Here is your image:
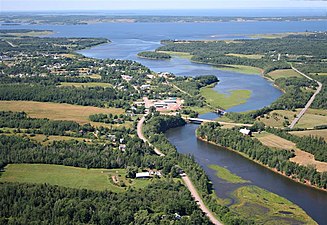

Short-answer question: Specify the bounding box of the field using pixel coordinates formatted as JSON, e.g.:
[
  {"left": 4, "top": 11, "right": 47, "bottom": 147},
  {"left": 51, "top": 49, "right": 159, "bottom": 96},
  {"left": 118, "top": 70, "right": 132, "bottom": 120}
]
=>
[
  {"left": 225, "top": 53, "right": 264, "bottom": 59},
  {"left": 208, "top": 164, "right": 250, "bottom": 183},
  {"left": 158, "top": 51, "right": 193, "bottom": 60},
  {"left": 290, "top": 129, "right": 327, "bottom": 141},
  {"left": 254, "top": 132, "right": 327, "bottom": 172},
  {"left": 257, "top": 109, "right": 327, "bottom": 129},
  {"left": 230, "top": 185, "right": 316, "bottom": 225},
  {"left": 200, "top": 87, "right": 252, "bottom": 109},
  {"left": 59, "top": 82, "right": 112, "bottom": 88},
  {"left": 215, "top": 64, "right": 263, "bottom": 75},
  {"left": 0, "top": 164, "right": 152, "bottom": 192},
  {"left": 4, "top": 30, "right": 54, "bottom": 37},
  {"left": 266, "top": 69, "right": 301, "bottom": 80},
  {"left": 249, "top": 32, "right": 314, "bottom": 39},
  {"left": 0, "top": 101, "right": 124, "bottom": 124}
]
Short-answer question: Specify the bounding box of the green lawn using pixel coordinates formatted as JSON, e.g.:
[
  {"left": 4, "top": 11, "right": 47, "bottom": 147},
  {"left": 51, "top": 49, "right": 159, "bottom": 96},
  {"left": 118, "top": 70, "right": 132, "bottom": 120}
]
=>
[
  {"left": 215, "top": 64, "right": 262, "bottom": 75},
  {"left": 208, "top": 164, "right": 249, "bottom": 184},
  {"left": 231, "top": 186, "right": 317, "bottom": 225},
  {"left": 200, "top": 87, "right": 252, "bottom": 109},
  {"left": 1, "top": 164, "right": 152, "bottom": 192}
]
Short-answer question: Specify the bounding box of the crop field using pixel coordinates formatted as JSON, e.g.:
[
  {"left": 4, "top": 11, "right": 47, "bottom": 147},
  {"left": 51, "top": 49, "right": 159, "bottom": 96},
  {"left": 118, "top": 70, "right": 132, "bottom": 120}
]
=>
[
  {"left": 0, "top": 101, "right": 124, "bottom": 124},
  {"left": 225, "top": 53, "right": 264, "bottom": 59},
  {"left": 0, "top": 164, "right": 152, "bottom": 192},
  {"left": 267, "top": 69, "right": 301, "bottom": 80},
  {"left": 254, "top": 132, "right": 327, "bottom": 172},
  {"left": 290, "top": 129, "right": 327, "bottom": 141},
  {"left": 200, "top": 88, "right": 252, "bottom": 109}
]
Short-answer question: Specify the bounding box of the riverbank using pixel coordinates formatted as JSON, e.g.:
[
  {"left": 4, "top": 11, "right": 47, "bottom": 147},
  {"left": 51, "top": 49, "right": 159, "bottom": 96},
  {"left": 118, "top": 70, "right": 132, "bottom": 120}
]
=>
[{"left": 196, "top": 135, "right": 327, "bottom": 193}]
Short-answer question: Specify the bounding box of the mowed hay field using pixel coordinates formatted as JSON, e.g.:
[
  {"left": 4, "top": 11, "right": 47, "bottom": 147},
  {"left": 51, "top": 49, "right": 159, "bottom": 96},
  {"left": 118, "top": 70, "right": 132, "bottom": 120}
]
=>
[
  {"left": 0, "top": 164, "right": 151, "bottom": 192},
  {"left": 267, "top": 69, "right": 301, "bottom": 80},
  {"left": 59, "top": 82, "right": 112, "bottom": 88},
  {"left": 0, "top": 101, "right": 124, "bottom": 124},
  {"left": 254, "top": 132, "right": 327, "bottom": 172},
  {"left": 290, "top": 129, "right": 327, "bottom": 141}
]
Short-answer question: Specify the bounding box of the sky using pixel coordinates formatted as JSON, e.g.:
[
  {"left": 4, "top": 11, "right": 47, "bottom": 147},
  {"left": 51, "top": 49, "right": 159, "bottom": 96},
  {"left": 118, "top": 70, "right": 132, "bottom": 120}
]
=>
[{"left": 1, "top": 0, "right": 327, "bottom": 11}]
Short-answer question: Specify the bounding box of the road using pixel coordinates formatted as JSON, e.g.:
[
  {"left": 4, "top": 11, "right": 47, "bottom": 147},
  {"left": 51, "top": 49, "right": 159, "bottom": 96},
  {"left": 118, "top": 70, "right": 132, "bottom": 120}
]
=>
[
  {"left": 137, "top": 115, "right": 222, "bottom": 225},
  {"left": 289, "top": 67, "right": 323, "bottom": 129}
]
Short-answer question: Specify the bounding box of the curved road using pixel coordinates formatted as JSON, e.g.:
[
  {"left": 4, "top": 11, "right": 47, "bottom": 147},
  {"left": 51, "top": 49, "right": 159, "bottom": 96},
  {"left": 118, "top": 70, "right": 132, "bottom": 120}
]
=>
[
  {"left": 289, "top": 67, "right": 323, "bottom": 129},
  {"left": 137, "top": 115, "right": 222, "bottom": 225}
]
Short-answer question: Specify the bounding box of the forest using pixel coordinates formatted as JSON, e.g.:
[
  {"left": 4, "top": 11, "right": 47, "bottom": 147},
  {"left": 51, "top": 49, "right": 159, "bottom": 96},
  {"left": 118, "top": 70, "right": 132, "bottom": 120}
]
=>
[
  {"left": 197, "top": 123, "right": 327, "bottom": 189},
  {"left": 0, "top": 181, "right": 212, "bottom": 225}
]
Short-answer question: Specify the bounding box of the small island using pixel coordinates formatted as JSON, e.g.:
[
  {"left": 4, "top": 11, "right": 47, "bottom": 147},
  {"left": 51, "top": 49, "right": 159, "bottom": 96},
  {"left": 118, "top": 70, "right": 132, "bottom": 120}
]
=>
[{"left": 137, "top": 51, "right": 171, "bottom": 60}]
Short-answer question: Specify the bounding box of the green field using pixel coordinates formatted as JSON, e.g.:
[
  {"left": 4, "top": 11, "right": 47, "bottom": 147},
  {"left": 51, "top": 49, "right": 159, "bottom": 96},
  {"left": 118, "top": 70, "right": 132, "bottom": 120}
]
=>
[
  {"left": 231, "top": 186, "right": 317, "bottom": 225},
  {"left": 200, "top": 87, "right": 252, "bottom": 109},
  {"left": 208, "top": 164, "right": 249, "bottom": 184},
  {"left": 158, "top": 51, "right": 193, "bottom": 60},
  {"left": 249, "top": 32, "right": 313, "bottom": 39},
  {"left": 226, "top": 53, "right": 264, "bottom": 59},
  {"left": 59, "top": 82, "right": 112, "bottom": 88},
  {"left": 1, "top": 164, "right": 152, "bottom": 192},
  {"left": 215, "top": 64, "right": 262, "bottom": 75},
  {"left": 266, "top": 69, "right": 301, "bottom": 80}
]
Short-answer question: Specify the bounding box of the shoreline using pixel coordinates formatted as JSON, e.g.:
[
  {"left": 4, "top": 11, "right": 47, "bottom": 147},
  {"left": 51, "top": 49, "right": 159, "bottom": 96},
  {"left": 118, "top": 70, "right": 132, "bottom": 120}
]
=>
[{"left": 196, "top": 135, "right": 327, "bottom": 193}]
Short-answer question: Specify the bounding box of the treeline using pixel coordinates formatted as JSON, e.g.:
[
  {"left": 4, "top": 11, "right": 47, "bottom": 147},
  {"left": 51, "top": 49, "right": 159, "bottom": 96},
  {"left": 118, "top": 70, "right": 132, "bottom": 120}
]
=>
[
  {"left": 89, "top": 113, "right": 133, "bottom": 124},
  {"left": 0, "top": 84, "right": 133, "bottom": 108},
  {"left": 137, "top": 51, "right": 171, "bottom": 60},
  {"left": 143, "top": 115, "right": 252, "bottom": 225},
  {"left": 0, "top": 181, "right": 211, "bottom": 225},
  {"left": 226, "top": 77, "right": 316, "bottom": 123},
  {"left": 266, "top": 127, "right": 327, "bottom": 162},
  {"left": 197, "top": 123, "right": 327, "bottom": 189}
]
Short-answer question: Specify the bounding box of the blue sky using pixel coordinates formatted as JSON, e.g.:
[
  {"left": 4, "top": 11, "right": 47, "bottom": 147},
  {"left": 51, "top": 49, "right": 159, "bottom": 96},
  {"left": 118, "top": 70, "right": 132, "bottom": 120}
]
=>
[{"left": 1, "top": 0, "right": 326, "bottom": 11}]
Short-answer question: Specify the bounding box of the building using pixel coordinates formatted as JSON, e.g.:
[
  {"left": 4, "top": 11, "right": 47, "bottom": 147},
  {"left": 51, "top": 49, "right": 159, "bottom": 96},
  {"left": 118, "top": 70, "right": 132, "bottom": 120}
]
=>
[
  {"left": 135, "top": 172, "right": 151, "bottom": 179},
  {"left": 240, "top": 128, "right": 251, "bottom": 136}
]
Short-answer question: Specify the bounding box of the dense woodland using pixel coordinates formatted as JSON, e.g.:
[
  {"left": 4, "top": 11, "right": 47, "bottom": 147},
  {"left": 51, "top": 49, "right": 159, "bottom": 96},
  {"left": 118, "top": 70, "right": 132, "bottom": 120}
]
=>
[
  {"left": 197, "top": 123, "right": 327, "bottom": 189},
  {"left": 0, "top": 181, "right": 212, "bottom": 225},
  {"left": 137, "top": 51, "right": 171, "bottom": 60}
]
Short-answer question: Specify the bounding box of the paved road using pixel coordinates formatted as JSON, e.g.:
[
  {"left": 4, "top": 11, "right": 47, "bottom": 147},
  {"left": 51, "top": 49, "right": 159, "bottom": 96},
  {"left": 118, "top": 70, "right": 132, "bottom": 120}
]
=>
[
  {"left": 137, "top": 115, "right": 222, "bottom": 224},
  {"left": 289, "top": 67, "right": 323, "bottom": 129},
  {"left": 137, "top": 115, "right": 165, "bottom": 156}
]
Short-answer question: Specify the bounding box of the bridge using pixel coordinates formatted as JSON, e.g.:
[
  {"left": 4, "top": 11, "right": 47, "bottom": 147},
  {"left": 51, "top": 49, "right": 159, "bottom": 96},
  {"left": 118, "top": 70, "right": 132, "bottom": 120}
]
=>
[{"left": 186, "top": 117, "right": 252, "bottom": 127}]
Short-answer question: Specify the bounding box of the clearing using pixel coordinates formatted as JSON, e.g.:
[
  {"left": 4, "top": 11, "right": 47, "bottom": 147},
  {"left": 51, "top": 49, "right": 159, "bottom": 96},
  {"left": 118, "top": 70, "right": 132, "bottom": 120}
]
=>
[
  {"left": 254, "top": 132, "right": 327, "bottom": 172},
  {"left": 200, "top": 88, "right": 252, "bottom": 109},
  {"left": 0, "top": 164, "right": 151, "bottom": 192},
  {"left": 225, "top": 53, "right": 264, "bottom": 59},
  {"left": 215, "top": 64, "right": 262, "bottom": 75},
  {"left": 266, "top": 69, "right": 301, "bottom": 80},
  {"left": 0, "top": 101, "right": 124, "bottom": 124}
]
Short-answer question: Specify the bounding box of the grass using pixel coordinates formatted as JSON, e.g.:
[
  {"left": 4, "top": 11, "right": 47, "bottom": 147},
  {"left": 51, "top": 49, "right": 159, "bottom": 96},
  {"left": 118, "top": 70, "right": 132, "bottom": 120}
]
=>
[
  {"left": 225, "top": 53, "right": 264, "bottom": 59},
  {"left": 215, "top": 64, "right": 262, "bottom": 75},
  {"left": 230, "top": 185, "right": 317, "bottom": 225},
  {"left": 200, "top": 87, "right": 252, "bottom": 109},
  {"left": 208, "top": 164, "right": 250, "bottom": 184},
  {"left": 0, "top": 164, "right": 152, "bottom": 192},
  {"left": 296, "top": 109, "right": 327, "bottom": 129},
  {"left": 158, "top": 51, "right": 193, "bottom": 60},
  {"left": 59, "top": 82, "right": 112, "bottom": 88},
  {"left": 290, "top": 129, "right": 327, "bottom": 141},
  {"left": 27, "top": 134, "right": 88, "bottom": 145},
  {"left": 0, "top": 101, "right": 124, "bottom": 124},
  {"left": 266, "top": 69, "right": 302, "bottom": 80},
  {"left": 254, "top": 132, "right": 327, "bottom": 172},
  {"left": 4, "top": 31, "right": 54, "bottom": 37},
  {"left": 185, "top": 106, "right": 212, "bottom": 114}
]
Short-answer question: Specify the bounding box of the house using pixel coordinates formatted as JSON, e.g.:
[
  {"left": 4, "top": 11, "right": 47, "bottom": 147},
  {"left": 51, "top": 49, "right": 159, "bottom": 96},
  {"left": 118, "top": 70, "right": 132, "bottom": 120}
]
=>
[
  {"left": 119, "top": 144, "right": 126, "bottom": 152},
  {"left": 135, "top": 172, "right": 151, "bottom": 179},
  {"left": 240, "top": 128, "right": 251, "bottom": 136},
  {"left": 140, "top": 84, "right": 151, "bottom": 90}
]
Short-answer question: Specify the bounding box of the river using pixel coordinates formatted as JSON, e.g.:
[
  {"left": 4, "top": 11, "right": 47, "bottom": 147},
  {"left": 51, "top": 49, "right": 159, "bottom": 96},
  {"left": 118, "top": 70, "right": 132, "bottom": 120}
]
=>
[{"left": 2, "top": 19, "right": 326, "bottom": 223}]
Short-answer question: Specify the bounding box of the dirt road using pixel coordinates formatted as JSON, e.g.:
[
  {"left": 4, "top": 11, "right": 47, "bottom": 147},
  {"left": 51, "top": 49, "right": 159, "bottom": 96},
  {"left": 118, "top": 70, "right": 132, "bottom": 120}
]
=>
[{"left": 289, "top": 67, "right": 323, "bottom": 129}]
